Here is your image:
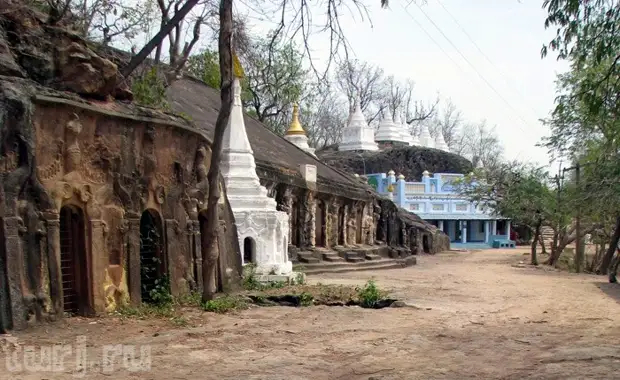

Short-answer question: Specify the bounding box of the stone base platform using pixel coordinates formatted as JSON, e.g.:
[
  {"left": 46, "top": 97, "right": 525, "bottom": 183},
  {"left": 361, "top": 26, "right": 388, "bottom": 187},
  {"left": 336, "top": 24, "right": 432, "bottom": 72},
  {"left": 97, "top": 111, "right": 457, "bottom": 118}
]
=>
[
  {"left": 256, "top": 272, "right": 306, "bottom": 285},
  {"left": 290, "top": 244, "right": 416, "bottom": 275}
]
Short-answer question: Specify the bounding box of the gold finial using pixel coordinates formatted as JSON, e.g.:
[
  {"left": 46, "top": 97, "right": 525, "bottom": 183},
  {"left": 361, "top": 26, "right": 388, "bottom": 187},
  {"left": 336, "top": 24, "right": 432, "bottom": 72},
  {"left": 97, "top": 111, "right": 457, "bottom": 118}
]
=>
[
  {"left": 233, "top": 53, "right": 245, "bottom": 79},
  {"left": 286, "top": 103, "right": 306, "bottom": 136}
]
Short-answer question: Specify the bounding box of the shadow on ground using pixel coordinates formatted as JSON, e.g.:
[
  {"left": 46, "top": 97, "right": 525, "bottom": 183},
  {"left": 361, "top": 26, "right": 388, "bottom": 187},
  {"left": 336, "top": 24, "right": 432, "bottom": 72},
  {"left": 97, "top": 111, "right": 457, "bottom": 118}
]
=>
[{"left": 595, "top": 281, "right": 620, "bottom": 305}]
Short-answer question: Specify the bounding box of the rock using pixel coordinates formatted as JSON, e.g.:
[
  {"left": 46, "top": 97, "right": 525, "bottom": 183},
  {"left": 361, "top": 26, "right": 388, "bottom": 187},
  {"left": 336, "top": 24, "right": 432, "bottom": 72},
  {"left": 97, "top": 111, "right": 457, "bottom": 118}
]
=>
[
  {"left": 390, "top": 300, "right": 407, "bottom": 308},
  {"left": 0, "top": 31, "right": 24, "bottom": 77}
]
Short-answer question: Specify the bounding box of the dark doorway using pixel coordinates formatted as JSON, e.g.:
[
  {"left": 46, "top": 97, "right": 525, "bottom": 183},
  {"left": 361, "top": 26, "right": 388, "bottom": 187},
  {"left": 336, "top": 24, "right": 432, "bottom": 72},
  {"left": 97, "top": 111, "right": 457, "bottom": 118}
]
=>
[
  {"left": 59, "top": 205, "right": 90, "bottom": 315},
  {"left": 315, "top": 201, "right": 325, "bottom": 247},
  {"left": 356, "top": 207, "right": 364, "bottom": 244},
  {"left": 243, "top": 237, "right": 255, "bottom": 263},
  {"left": 139, "top": 209, "right": 167, "bottom": 304},
  {"left": 422, "top": 234, "right": 430, "bottom": 253},
  {"left": 338, "top": 206, "right": 345, "bottom": 245},
  {"left": 291, "top": 203, "right": 299, "bottom": 247}
]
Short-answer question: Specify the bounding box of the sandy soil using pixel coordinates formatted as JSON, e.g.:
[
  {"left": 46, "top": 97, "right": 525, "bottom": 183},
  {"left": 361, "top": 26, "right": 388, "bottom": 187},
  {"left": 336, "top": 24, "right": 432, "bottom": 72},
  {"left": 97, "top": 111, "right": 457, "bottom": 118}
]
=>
[{"left": 3, "top": 248, "right": 620, "bottom": 380}]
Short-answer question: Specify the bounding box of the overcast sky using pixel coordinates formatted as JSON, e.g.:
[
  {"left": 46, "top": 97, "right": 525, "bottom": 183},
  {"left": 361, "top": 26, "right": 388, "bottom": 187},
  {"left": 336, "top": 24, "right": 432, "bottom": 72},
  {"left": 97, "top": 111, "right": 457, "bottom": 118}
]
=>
[{"left": 235, "top": 0, "right": 569, "bottom": 172}]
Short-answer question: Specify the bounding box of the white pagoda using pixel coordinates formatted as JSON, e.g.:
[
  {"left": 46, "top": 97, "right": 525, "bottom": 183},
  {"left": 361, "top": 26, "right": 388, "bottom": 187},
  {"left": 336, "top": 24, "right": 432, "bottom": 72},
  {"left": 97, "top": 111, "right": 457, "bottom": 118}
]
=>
[
  {"left": 221, "top": 77, "right": 293, "bottom": 275},
  {"left": 339, "top": 98, "right": 379, "bottom": 151}
]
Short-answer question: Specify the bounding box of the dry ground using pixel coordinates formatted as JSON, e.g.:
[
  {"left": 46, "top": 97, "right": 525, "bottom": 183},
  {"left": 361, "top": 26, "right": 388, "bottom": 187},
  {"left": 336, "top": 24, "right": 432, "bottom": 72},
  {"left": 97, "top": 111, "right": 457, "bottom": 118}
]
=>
[{"left": 3, "top": 248, "right": 620, "bottom": 380}]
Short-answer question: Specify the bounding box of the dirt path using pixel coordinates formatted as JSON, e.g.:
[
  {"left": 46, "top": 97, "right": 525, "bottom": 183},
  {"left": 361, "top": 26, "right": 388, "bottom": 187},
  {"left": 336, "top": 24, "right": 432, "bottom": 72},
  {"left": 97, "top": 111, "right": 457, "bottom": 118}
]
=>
[{"left": 3, "top": 249, "right": 620, "bottom": 380}]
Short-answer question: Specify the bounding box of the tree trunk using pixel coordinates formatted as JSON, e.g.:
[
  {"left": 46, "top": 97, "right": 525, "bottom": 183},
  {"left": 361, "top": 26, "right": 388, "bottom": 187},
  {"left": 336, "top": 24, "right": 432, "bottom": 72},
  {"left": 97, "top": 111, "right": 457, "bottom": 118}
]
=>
[
  {"left": 597, "top": 215, "right": 620, "bottom": 275},
  {"left": 531, "top": 219, "right": 541, "bottom": 266},
  {"left": 538, "top": 232, "right": 547, "bottom": 255},
  {"left": 121, "top": 0, "right": 200, "bottom": 79},
  {"left": 201, "top": 0, "right": 234, "bottom": 303}
]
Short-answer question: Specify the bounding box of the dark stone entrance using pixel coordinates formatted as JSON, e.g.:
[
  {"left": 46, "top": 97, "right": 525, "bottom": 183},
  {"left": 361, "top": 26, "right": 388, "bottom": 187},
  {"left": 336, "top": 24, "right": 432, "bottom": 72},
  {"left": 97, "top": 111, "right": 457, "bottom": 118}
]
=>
[
  {"left": 59, "top": 205, "right": 90, "bottom": 315},
  {"left": 315, "top": 201, "right": 325, "bottom": 247},
  {"left": 139, "top": 209, "right": 167, "bottom": 304},
  {"left": 243, "top": 237, "right": 255, "bottom": 263}
]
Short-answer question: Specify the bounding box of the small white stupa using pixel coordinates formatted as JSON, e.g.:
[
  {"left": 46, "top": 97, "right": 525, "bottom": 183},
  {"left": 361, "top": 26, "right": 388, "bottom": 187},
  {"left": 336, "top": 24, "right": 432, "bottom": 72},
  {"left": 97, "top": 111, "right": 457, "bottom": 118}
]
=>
[
  {"left": 221, "top": 76, "right": 293, "bottom": 276},
  {"left": 434, "top": 130, "right": 450, "bottom": 152},
  {"left": 375, "top": 112, "right": 403, "bottom": 143},
  {"left": 339, "top": 97, "right": 379, "bottom": 151},
  {"left": 418, "top": 124, "right": 434, "bottom": 148},
  {"left": 284, "top": 103, "right": 316, "bottom": 157}
]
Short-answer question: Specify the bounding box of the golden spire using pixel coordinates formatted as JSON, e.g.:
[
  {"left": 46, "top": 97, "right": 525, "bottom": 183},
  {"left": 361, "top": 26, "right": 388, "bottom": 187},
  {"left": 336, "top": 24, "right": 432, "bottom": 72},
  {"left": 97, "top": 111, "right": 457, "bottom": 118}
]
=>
[{"left": 286, "top": 103, "right": 306, "bottom": 136}]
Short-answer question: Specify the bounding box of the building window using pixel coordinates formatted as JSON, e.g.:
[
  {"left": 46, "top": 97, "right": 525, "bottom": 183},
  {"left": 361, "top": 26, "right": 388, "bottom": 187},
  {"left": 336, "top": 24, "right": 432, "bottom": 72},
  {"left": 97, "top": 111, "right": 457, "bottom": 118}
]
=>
[
  {"left": 432, "top": 204, "right": 443, "bottom": 211},
  {"left": 410, "top": 203, "right": 419, "bottom": 211},
  {"left": 456, "top": 204, "right": 468, "bottom": 211}
]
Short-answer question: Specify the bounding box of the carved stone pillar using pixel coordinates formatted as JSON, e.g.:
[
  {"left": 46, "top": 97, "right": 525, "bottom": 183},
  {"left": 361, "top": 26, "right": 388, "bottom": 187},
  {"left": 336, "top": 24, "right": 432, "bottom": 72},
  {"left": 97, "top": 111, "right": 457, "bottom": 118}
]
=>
[
  {"left": 126, "top": 213, "right": 141, "bottom": 306},
  {"left": 2, "top": 216, "right": 26, "bottom": 329},
  {"left": 323, "top": 200, "right": 331, "bottom": 249},
  {"left": 192, "top": 220, "right": 203, "bottom": 292},
  {"left": 90, "top": 219, "right": 107, "bottom": 313},
  {"left": 305, "top": 191, "right": 316, "bottom": 248},
  {"left": 35, "top": 219, "right": 49, "bottom": 319},
  {"left": 42, "top": 211, "right": 62, "bottom": 317}
]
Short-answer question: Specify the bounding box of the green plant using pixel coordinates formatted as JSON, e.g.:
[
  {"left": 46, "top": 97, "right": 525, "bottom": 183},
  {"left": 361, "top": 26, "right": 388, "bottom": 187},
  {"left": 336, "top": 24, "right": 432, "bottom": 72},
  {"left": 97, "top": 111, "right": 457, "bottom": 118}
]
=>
[
  {"left": 201, "top": 296, "right": 248, "bottom": 313},
  {"left": 299, "top": 292, "right": 314, "bottom": 307},
  {"left": 356, "top": 280, "right": 386, "bottom": 308},
  {"left": 132, "top": 67, "right": 170, "bottom": 110},
  {"left": 294, "top": 272, "right": 305, "bottom": 285},
  {"left": 148, "top": 275, "right": 173, "bottom": 306},
  {"left": 242, "top": 263, "right": 262, "bottom": 290}
]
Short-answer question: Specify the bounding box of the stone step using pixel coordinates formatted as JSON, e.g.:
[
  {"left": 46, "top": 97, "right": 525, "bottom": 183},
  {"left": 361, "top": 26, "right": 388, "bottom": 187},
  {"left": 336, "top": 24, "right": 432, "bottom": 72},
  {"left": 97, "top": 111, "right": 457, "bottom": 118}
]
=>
[
  {"left": 302, "top": 261, "right": 408, "bottom": 276},
  {"left": 322, "top": 252, "right": 345, "bottom": 262},
  {"left": 344, "top": 251, "right": 364, "bottom": 261},
  {"left": 346, "top": 257, "right": 365, "bottom": 263},
  {"left": 297, "top": 252, "right": 319, "bottom": 264},
  {"left": 365, "top": 254, "right": 382, "bottom": 261}
]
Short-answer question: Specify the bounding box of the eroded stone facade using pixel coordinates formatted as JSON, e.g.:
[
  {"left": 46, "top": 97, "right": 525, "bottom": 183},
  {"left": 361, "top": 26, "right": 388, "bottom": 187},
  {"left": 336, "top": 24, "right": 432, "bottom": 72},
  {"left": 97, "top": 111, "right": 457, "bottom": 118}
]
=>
[{"left": 0, "top": 83, "right": 241, "bottom": 331}]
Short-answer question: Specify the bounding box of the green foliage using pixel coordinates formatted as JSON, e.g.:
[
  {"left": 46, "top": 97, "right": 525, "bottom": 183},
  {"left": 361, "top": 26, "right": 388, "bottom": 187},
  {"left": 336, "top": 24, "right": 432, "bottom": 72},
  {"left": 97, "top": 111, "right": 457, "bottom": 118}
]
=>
[
  {"left": 299, "top": 292, "right": 314, "bottom": 307},
  {"left": 201, "top": 295, "right": 249, "bottom": 313},
  {"left": 356, "top": 280, "right": 387, "bottom": 308},
  {"left": 148, "top": 275, "right": 173, "bottom": 306},
  {"left": 132, "top": 67, "right": 170, "bottom": 110},
  {"left": 187, "top": 49, "right": 221, "bottom": 89}
]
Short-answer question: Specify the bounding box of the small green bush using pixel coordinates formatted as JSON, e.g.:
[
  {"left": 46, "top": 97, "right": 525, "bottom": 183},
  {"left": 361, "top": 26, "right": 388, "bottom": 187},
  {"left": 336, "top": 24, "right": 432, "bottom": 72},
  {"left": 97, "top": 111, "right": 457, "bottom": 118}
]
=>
[
  {"left": 201, "top": 296, "right": 248, "bottom": 313},
  {"left": 356, "top": 280, "right": 386, "bottom": 308}
]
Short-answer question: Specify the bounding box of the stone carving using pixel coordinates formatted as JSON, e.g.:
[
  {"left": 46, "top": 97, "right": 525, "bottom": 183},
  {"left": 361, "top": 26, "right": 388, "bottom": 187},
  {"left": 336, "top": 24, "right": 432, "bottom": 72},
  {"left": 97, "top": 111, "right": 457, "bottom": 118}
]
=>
[{"left": 63, "top": 113, "right": 83, "bottom": 177}]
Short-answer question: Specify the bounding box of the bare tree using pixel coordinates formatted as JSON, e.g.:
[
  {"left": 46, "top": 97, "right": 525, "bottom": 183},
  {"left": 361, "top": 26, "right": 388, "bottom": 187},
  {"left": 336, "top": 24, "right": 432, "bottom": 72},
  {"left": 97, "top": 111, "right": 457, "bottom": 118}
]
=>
[
  {"left": 335, "top": 59, "right": 386, "bottom": 124},
  {"left": 427, "top": 99, "right": 462, "bottom": 146},
  {"left": 452, "top": 120, "right": 503, "bottom": 168}
]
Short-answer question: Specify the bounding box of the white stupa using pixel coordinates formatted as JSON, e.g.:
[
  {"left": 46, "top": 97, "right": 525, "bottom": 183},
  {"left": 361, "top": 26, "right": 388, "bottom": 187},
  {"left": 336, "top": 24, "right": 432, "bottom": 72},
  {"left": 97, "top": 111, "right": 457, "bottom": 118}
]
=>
[
  {"left": 434, "top": 130, "right": 450, "bottom": 152},
  {"left": 284, "top": 103, "right": 316, "bottom": 157},
  {"left": 418, "top": 124, "right": 434, "bottom": 148},
  {"left": 339, "top": 97, "right": 379, "bottom": 151},
  {"left": 393, "top": 113, "right": 408, "bottom": 144},
  {"left": 221, "top": 77, "right": 293, "bottom": 275},
  {"left": 375, "top": 113, "right": 403, "bottom": 143}
]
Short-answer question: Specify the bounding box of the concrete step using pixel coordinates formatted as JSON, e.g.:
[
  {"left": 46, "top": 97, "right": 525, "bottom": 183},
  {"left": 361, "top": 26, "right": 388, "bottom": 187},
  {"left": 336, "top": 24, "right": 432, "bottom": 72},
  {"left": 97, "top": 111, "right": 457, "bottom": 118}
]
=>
[
  {"left": 294, "top": 258, "right": 409, "bottom": 272},
  {"left": 365, "top": 254, "right": 382, "bottom": 261},
  {"left": 297, "top": 252, "right": 319, "bottom": 264},
  {"left": 346, "top": 257, "right": 365, "bottom": 263},
  {"left": 322, "top": 252, "right": 345, "bottom": 262},
  {"left": 302, "top": 261, "right": 407, "bottom": 275}
]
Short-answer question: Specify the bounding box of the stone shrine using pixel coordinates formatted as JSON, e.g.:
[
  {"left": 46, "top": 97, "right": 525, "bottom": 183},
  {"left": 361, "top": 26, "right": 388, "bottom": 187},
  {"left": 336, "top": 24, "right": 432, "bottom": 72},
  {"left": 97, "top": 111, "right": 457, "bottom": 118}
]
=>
[
  {"left": 284, "top": 104, "right": 316, "bottom": 157},
  {"left": 338, "top": 98, "right": 379, "bottom": 152},
  {"left": 221, "top": 77, "right": 293, "bottom": 275}
]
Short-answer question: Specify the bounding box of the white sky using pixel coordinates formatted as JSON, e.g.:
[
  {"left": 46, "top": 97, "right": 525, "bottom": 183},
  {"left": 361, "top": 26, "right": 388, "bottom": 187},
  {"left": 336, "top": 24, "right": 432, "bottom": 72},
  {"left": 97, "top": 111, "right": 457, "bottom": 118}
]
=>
[{"left": 234, "top": 0, "right": 569, "bottom": 172}]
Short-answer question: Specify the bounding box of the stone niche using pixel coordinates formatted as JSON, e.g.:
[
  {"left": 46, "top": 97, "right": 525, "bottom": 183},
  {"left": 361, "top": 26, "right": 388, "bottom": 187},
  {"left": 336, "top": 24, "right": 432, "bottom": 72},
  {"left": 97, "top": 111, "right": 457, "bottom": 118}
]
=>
[{"left": 0, "top": 83, "right": 241, "bottom": 332}]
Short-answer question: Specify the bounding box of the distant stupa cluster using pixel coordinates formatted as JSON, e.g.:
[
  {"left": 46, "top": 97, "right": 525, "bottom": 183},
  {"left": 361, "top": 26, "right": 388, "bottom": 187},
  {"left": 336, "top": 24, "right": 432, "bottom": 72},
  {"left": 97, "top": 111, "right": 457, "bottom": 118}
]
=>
[{"left": 283, "top": 98, "right": 450, "bottom": 155}]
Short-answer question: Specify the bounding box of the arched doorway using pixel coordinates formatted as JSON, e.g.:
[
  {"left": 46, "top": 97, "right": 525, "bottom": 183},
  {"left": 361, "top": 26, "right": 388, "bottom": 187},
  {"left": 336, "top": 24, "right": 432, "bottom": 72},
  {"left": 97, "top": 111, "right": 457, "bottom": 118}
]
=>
[
  {"left": 291, "top": 203, "right": 299, "bottom": 247},
  {"left": 315, "top": 201, "right": 325, "bottom": 247},
  {"left": 338, "top": 206, "right": 345, "bottom": 245},
  {"left": 422, "top": 234, "right": 430, "bottom": 253},
  {"left": 59, "top": 205, "right": 90, "bottom": 315},
  {"left": 356, "top": 206, "right": 364, "bottom": 244},
  {"left": 243, "top": 237, "right": 255, "bottom": 264},
  {"left": 139, "top": 209, "right": 167, "bottom": 304}
]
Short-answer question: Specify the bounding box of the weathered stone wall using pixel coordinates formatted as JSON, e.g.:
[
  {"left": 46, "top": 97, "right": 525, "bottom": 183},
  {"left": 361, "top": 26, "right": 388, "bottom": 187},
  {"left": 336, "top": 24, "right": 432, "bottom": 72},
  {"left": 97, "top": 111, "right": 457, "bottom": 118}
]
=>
[{"left": 0, "top": 80, "right": 241, "bottom": 332}]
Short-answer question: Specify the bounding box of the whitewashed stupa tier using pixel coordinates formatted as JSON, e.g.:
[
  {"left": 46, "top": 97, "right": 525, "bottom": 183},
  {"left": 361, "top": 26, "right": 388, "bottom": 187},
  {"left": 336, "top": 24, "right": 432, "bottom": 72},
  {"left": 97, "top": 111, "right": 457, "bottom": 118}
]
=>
[
  {"left": 418, "top": 124, "right": 434, "bottom": 148},
  {"left": 221, "top": 78, "right": 292, "bottom": 275},
  {"left": 434, "top": 130, "right": 450, "bottom": 152},
  {"left": 339, "top": 98, "right": 379, "bottom": 151},
  {"left": 375, "top": 114, "right": 404, "bottom": 142}
]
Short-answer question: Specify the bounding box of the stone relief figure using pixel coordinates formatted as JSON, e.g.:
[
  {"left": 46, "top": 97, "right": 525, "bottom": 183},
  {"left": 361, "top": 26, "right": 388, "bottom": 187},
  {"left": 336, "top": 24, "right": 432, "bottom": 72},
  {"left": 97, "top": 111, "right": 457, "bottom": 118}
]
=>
[{"left": 63, "top": 113, "right": 83, "bottom": 181}]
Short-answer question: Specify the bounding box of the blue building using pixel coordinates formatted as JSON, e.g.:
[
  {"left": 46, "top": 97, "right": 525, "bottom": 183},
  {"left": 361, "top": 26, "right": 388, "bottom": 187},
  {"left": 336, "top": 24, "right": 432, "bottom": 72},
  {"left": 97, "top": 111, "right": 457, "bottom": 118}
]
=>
[{"left": 366, "top": 170, "right": 514, "bottom": 249}]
